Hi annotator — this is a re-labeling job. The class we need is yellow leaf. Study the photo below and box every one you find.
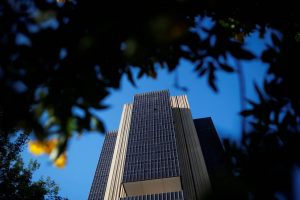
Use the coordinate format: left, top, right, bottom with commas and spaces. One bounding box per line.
28, 141, 46, 155
54, 153, 67, 168
29, 139, 66, 168
44, 139, 58, 154
28, 139, 58, 155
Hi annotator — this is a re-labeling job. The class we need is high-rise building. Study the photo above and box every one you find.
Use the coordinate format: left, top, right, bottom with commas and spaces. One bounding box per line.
88, 90, 226, 200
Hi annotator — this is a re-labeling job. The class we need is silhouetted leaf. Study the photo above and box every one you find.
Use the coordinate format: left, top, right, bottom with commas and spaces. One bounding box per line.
229, 43, 255, 60
271, 33, 281, 47
219, 63, 235, 72
208, 64, 218, 92
261, 48, 277, 63
237, 49, 256, 60
126, 69, 136, 87
137, 69, 145, 79
95, 104, 110, 110
167, 57, 179, 71
254, 82, 265, 102
96, 119, 105, 133
195, 60, 203, 71
246, 99, 258, 107
198, 67, 207, 76
240, 109, 253, 116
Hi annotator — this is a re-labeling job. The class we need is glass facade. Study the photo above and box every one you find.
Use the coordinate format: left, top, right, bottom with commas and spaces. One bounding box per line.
120, 191, 184, 200
88, 131, 117, 200
123, 91, 180, 183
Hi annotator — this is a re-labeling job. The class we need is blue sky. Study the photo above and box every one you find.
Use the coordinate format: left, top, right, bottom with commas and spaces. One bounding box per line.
21, 32, 270, 199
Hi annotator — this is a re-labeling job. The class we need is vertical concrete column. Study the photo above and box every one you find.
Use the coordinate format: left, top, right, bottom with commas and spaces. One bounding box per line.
104, 104, 133, 200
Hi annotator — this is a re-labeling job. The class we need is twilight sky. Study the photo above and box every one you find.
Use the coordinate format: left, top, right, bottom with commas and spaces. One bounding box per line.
22, 32, 269, 200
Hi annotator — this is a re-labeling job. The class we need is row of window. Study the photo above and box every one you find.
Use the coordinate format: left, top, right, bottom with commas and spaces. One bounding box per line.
130, 122, 173, 129
125, 144, 178, 154
134, 96, 169, 103
127, 143, 177, 151
120, 191, 184, 200
129, 128, 175, 135
123, 169, 180, 182
126, 144, 177, 151
128, 135, 176, 143
132, 104, 171, 109
128, 132, 176, 142
124, 156, 179, 164
128, 131, 176, 138
130, 126, 174, 133
124, 161, 179, 171
126, 150, 178, 158
130, 122, 172, 127
131, 110, 172, 116
127, 139, 176, 145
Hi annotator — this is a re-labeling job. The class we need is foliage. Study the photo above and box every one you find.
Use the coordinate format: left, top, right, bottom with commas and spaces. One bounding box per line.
1, 0, 300, 199
28, 139, 67, 168
0, 132, 66, 199
0, 0, 259, 149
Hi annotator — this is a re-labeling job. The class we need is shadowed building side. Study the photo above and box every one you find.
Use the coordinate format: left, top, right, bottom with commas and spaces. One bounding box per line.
171, 96, 212, 200
88, 131, 118, 200
193, 117, 228, 193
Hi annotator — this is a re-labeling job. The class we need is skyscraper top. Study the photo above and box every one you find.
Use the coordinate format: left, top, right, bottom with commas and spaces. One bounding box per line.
133, 89, 170, 97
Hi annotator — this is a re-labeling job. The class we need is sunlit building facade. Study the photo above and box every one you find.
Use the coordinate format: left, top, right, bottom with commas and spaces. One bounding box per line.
88, 90, 225, 200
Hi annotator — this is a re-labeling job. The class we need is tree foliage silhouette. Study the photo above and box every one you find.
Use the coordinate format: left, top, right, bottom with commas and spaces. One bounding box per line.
1, 0, 300, 199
